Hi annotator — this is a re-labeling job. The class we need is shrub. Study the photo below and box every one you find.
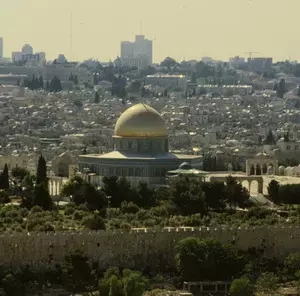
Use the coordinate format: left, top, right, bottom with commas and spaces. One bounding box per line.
255, 272, 279, 295
30, 206, 43, 214
175, 237, 246, 281
82, 214, 105, 230
122, 269, 150, 296
120, 222, 131, 230
64, 206, 75, 216
230, 277, 254, 296
72, 210, 86, 221
284, 252, 300, 279
246, 207, 272, 220
121, 202, 140, 214
77, 203, 90, 212
19, 208, 29, 218
0, 191, 10, 204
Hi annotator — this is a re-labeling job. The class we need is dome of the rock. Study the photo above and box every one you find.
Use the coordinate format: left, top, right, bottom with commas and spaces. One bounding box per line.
114, 103, 167, 138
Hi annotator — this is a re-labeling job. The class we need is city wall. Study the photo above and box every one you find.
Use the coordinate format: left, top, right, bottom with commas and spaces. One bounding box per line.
1, 226, 300, 271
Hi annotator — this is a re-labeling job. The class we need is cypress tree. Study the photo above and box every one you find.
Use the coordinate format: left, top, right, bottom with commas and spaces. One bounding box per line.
39, 76, 44, 89
74, 75, 78, 85
36, 155, 47, 186
0, 164, 9, 190
33, 184, 52, 210
94, 91, 100, 103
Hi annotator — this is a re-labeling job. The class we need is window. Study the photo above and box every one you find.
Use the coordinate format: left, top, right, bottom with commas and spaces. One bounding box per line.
136, 168, 142, 176
116, 167, 121, 175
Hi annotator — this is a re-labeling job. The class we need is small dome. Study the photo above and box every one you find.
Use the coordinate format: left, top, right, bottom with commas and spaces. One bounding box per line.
114, 103, 167, 138
179, 162, 192, 170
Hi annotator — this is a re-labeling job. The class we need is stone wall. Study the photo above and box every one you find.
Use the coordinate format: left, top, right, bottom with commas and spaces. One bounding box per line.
2, 226, 300, 270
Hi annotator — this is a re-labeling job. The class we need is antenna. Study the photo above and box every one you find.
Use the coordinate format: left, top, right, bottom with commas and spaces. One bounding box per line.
139, 20, 143, 35
70, 11, 73, 61
244, 50, 259, 59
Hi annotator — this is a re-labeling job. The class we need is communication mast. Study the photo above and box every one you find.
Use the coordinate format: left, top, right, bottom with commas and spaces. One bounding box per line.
244, 50, 260, 60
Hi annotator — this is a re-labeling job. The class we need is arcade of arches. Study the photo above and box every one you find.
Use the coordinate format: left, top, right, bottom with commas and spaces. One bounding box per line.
246, 155, 278, 176
210, 175, 264, 195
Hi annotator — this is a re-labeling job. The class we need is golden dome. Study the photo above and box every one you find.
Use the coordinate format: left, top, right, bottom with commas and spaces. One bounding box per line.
114, 103, 167, 138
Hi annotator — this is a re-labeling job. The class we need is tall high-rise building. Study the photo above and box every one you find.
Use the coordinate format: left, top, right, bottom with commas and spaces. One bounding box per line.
248, 57, 273, 74
120, 35, 153, 70
0, 38, 3, 59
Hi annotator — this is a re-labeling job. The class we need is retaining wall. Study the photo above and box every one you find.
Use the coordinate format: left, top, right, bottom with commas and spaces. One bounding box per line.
2, 226, 300, 270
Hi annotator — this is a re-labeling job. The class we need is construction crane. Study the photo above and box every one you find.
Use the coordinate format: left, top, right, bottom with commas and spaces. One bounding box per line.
244, 50, 260, 59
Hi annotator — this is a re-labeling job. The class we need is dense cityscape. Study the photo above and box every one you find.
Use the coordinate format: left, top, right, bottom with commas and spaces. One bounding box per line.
1, 25, 300, 295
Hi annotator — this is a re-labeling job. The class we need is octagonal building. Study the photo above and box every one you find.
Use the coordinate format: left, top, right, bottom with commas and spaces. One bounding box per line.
78, 103, 203, 187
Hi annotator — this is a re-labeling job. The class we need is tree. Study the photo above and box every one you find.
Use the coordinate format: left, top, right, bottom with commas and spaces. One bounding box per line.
102, 176, 136, 208
168, 176, 207, 216
160, 57, 178, 68
297, 85, 300, 97
129, 80, 141, 93
264, 130, 276, 145
0, 190, 10, 204
274, 183, 300, 204
136, 182, 156, 208
195, 61, 214, 78
267, 180, 280, 203
36, 155, 47, 186
175, 237, 245, 281
191, 72, 197, 83
225, 176, 249, 208
49, 76, 62, 92
277, 78, 286, 98
32, 184, 52, 210
99, 268, 122, 296
198, 87, 207, 95
61, 176, 106, 210
2, 273, 25, 296
112, 75, 127, 98
94, 91, 100, 103
11, 167, 30, 181
284, 252, 300, 279
82, 213, 105, 230
122, 269, 150, 296
230, 278, 254, 296
38, 76, 44, 89
62, 249, 94, 294
202, 181, 226, 210
74, 99, 83, 108
255, 272, 279, 296
109, 275, 124, 296
0, 164, 9, 190
74, 75, 78, 85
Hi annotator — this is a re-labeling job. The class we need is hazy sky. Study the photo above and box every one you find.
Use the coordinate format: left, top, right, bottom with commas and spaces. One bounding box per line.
0, 0, 298, 62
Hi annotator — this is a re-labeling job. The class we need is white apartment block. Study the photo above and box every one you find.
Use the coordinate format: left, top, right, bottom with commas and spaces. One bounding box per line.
146, 74, 187, 91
